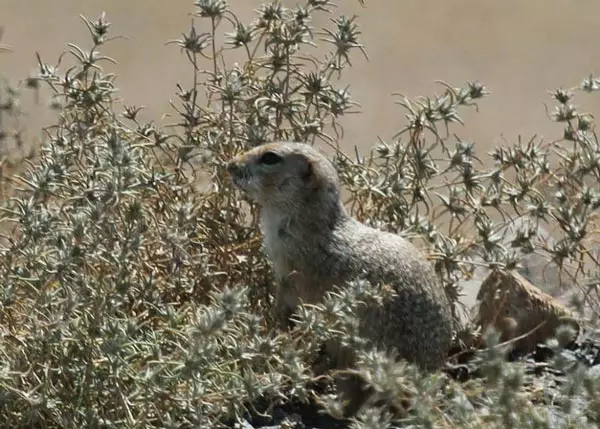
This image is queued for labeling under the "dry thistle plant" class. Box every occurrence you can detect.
[1,1,600,428]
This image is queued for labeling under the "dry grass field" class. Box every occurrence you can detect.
[3,0,600,155]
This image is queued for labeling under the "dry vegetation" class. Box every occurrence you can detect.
[1,1,600,428]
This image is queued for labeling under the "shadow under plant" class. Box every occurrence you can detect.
[1,2,600,428]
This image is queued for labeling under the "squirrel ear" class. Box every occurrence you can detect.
[300,158,318,188]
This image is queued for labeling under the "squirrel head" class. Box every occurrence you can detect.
[226,142,342,212]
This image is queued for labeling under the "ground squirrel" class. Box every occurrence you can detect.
[226,141,453,375]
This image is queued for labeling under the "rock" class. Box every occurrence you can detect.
[475,269,579,354]
[457,216,580,325]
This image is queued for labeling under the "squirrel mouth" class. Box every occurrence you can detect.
[226,162,249,192]
[230,174,250,193]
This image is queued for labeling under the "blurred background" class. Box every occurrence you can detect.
[2,0,600,155]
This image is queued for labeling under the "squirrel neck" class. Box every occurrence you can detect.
[259,189,351,261]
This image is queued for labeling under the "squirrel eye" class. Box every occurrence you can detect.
[258,151,283,166]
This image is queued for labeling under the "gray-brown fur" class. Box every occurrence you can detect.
[226,142,453,375]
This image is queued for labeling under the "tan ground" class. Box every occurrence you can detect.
[2,0,600,153]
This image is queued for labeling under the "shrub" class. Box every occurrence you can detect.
[1,1,600,428]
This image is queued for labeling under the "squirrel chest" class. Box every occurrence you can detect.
[259,208,297,278]
[259,208,337,303]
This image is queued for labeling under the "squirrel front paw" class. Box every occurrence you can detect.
[273,297,294,330]
[272,274,301,330]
